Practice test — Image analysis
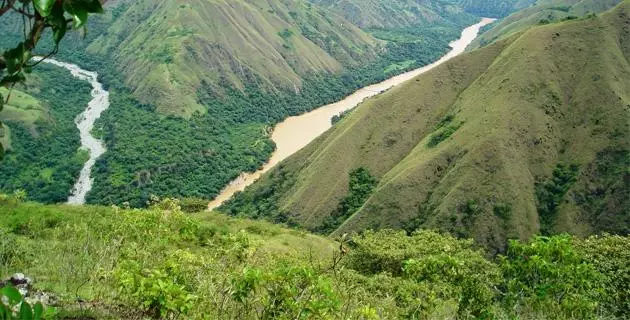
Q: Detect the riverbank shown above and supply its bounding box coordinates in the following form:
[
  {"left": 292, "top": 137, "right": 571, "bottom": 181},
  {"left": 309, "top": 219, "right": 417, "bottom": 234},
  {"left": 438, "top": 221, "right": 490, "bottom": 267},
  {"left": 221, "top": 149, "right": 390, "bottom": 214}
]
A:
[
  {"left": 208, "top": 18, "right": 496, "bottom": 210},
  {"left": 36, "top": 58, "right": 111, "bottom": 205}
]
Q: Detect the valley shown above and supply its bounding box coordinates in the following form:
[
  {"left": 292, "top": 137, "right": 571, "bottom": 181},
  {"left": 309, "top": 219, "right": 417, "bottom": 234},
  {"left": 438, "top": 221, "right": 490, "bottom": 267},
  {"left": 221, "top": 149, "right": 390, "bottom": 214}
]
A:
[
  {"left": 209, "top": 17, "right": 496, "bottom": 210},
  {"left": 1, "top": 0, "right": 496, "bottom": 206},
  {"left": 0, "top": 0, "right": 629, "bottom": 319},
  {"left": 223, "top": 1, "right": 630, "bottom": 252}
]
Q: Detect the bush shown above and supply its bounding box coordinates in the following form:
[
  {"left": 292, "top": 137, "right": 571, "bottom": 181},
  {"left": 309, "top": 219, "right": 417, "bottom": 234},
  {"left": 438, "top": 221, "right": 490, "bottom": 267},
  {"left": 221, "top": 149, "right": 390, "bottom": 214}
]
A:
[
  {"left": 576, "top": 234, "right": 630, "bottom": 318},
  {"left": 500, "top": 235, "right": 605, "bottom": 319},
  {"left": 230, "top": 263, "right": 340, "bottom": 319},
  {"left": 345, "top": 230, "right": 500, "bottom": 318}
]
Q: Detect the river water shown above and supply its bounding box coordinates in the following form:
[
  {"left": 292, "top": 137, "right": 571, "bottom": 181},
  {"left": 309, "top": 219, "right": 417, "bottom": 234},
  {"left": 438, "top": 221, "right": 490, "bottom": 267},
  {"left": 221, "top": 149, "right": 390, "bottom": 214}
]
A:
[
  {"left": 208, "top": 18, "right": 496, "bottom": 210},
  {"left": 36, "top": 58, "right": 111, "bottom": 205}
]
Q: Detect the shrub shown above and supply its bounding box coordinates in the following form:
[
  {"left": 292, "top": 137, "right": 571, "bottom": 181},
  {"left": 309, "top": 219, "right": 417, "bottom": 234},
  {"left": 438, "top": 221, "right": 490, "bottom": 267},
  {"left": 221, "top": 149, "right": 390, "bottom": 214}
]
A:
[
  {"left": 500, "top": 235, "right": 605, "bottom": 319},
  {"left": 576, "top": 234, "right": 630, "bottom": 318},
  {"left": 345, "top": 230, "right": 500, "bottom": 317},
  {"left": 230, "top": 263, "right": 340, "bottom": 319}
]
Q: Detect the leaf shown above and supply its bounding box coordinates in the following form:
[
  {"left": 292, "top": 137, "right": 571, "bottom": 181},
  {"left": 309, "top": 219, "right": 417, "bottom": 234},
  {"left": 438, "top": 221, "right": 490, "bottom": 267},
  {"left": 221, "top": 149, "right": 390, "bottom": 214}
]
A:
[
  {"left": 33, "top": 0, "right": 55, "bottom": 17},
  {"left": 1, "top": 286, "right": 23, "bottom": 305},
  {"left": 20, "top": 301, "right": 33, "bottom": 320},
  {"left": 0, "top": 304, "right": 9, "bottom": 319},
  {"left": 33, "top": 302, "right": 43, "bottom": 320},
  {"left": 53, "top": 22, "right": 67, "bottom": 44},
  {"left": 83, "top": 0, "right": 105, "bottom": 13},
  {"left": 72, "top": 8, "right": 88, "bottom": 29}
]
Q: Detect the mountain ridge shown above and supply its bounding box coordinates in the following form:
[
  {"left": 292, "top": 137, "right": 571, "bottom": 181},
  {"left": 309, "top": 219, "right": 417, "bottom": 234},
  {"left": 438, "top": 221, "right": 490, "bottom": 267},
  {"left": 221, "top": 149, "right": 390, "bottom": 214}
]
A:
[{"left": 222, "top": 1, "right": 630, "bottom": 252}]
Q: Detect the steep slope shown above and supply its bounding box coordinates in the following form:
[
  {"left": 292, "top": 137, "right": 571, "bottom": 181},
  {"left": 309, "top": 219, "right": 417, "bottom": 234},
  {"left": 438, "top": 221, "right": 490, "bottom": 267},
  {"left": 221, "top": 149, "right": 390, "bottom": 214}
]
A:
[
  {"left": 471, "top": 0, "right": 623, "bottom": 48},
  {"left": 309, "top": 0, "right": 532, "bottom": 30},
  {"left": 307, "top": 0, "right": 472, "bottom": 29},
  {"left": 87, "top": 0, "right": 382, "bottom": 116},
  {"left": 451, "top": 0, "right": 535, "bottom": 17},
  {"left": 222, "top": 2, "right": 630, "bottom": 252}
]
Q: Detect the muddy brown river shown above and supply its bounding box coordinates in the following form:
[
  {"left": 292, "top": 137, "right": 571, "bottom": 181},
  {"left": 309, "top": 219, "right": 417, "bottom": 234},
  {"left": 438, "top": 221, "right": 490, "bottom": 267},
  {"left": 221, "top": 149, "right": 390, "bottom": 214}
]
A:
[{"left": 208, "top": 18, "right": 496, "bottom": 210}]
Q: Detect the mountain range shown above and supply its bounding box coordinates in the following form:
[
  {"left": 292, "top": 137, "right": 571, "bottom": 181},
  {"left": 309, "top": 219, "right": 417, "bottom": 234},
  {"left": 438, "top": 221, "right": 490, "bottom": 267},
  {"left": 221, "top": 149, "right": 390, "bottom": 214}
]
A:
[{"left": 223, "top": 0, "right": 630, "bottom": 252}]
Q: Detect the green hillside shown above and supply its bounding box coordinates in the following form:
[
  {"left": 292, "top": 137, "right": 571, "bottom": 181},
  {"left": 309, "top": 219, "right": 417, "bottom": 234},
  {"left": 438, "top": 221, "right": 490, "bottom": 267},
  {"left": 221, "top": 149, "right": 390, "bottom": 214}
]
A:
[
  {"left": 309, "top": 0, "right": 533, "bottom": 31},
  {"left": 87, "top": 0, "right": 383, "bottom": 116},
  {"left": 1, "top": 195, "right": 629, "bottom": 319},
  {"left": 0, "top": 87, "right": 49, "bottom": 151},
  {"left": 307, "top": 0, "right": 474, "bottom": 29},
  {"left": 2, "top": 0, "right": 492, "bottom": 206},
  {"left": 0, "top": 65, "right": 92, "bottom": 204},
  {"left": 470, "top": 0, "right": 624, "bottom": 48},
  {"left": 451, "top": 0, "right": 535, "bottom": 17},
  {"left": 223, "top": 2, "right": 630, "bottom": 252}
]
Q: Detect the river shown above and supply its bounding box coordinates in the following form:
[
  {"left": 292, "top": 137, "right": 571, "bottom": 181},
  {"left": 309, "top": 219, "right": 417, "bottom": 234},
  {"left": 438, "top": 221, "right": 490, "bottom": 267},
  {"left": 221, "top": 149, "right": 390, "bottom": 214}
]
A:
[
  {"left": 35, "top": 58, "right": 111, "bottom": 205},
  {"left": 208, "top": 18, "right": 496, "bottom": 210}
]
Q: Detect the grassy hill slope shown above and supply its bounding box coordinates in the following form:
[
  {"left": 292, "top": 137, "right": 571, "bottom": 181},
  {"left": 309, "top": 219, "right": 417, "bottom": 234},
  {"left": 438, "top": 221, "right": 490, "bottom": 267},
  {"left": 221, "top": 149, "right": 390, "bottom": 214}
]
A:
[
  {"left": 223, "top": 2, "right": 630, "bottom": 252},
  {"left": 307, "top": 0, "right": 474, "bottom": 29},
  {"left": 470, "top": 0, "right": 624, "bottom": 48},
  {"left": 0, "top": 88, "right": 49, "bottom": 151},
  {"left": 87, "top": 0, "right": 382, "bottom": 116}
]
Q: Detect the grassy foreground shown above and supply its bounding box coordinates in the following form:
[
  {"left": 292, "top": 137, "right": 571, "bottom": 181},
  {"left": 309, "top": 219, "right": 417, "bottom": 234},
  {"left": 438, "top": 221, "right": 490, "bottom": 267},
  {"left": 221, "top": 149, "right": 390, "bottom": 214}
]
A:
[{"left": 1, "top": 195, "right": 629, "bottom": 319}]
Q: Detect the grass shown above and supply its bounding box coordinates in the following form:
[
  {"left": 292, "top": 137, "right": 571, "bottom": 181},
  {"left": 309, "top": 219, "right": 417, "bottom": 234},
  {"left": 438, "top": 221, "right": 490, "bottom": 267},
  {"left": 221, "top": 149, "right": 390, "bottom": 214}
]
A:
[
  {"left": 470, "top": 0, "right": 623, "bottom": 49},
  {"left": 384, "top": 60, "right": 416, "bottom": 73},
  {"left": 0, "top": 87, "right": 48, "bottom": 135},
  {"left": 0, "top": 87, "right": 48, "bottom": 151},
  {"left": 224, "top": 2, "right": 630, "bottom": 253},
  {"left": 86, "top": 0, "right": 382, "bottom": 117}
]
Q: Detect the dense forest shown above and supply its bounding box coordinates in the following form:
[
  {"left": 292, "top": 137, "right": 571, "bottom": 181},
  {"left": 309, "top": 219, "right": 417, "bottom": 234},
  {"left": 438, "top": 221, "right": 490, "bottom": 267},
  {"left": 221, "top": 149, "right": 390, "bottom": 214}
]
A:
[{"left": 0, "top": 65, "right": 92, "bottom": 203}]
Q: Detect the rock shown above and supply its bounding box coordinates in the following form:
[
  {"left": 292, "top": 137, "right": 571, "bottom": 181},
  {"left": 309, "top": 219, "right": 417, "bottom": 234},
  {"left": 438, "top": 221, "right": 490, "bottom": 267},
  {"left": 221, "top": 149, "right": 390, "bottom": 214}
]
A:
[{"left": 9, "top": 273, "right": 28, "bottom": 286}]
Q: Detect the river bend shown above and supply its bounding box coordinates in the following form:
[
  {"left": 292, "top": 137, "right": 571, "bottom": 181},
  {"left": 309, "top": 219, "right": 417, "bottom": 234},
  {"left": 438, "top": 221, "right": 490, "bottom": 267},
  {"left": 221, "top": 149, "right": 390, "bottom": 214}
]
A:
[
  {"left": 36, "top": 58, "right": 110, "bottom": 205},
  {"left": 208, "top": 18, "right": 496, "bottom": 210}
]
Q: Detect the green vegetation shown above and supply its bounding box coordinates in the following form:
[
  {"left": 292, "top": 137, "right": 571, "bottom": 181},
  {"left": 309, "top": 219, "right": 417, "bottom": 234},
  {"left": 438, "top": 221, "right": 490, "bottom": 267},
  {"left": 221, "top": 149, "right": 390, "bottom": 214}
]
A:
[
  {"left": 0, "top": 0, "right": 489, "bottom": 206},
  {"left": 470, "top": 0, "right": 623, "bottom": 49},
  {"left": 0, "top": 65, "right": 92, "bottom": 203},
  {"left": 536, "top": 164, "right": 580, "bottom": 233},
  {"left": 427, "top": 116, "right": 463, "bottom": 147},
  {"left": 224, "top": 2, "right": 630, "bottom": 252},
  {"left": 318, "top": 168, "right": 378, "bottom": 233},
  {"left": 0, "top": 0, "right": 103, "bottom": 160},
  {"left": 1, "top": 197, "right": 628, "bottom": 319}
]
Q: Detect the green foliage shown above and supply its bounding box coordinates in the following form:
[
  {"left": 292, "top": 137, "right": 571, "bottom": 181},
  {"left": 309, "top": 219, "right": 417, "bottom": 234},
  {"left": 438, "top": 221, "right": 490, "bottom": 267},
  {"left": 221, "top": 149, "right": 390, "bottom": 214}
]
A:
[
  {"left": 500, "top": 235, "right": 604, "bottom": 319},
  {"left": 0, "top": 65, "right": 91, "bottom": 203},
  {"left": 427, "top": 118, "right": 463, "bottom": 148},
  {"left": 230, "top": 264, "right": 339, "bottom": 319},
  {"left": 1, "top": 201, "right": 629, "bottom": 319},
  {"left": 536, "top": 164, "right": 580, "bottom": 233},
  {"left": 576, "top": 234, "right": 630, "bottom": 318},
  {"left": 0, "top": 286, "right": 54, "bottom": 320},
  {"left": 114, "top": 254, "right": 198, "bottom": 318},
  {"left": 318, "top": 167, "right": 378, "bottom": 233},
  {"left": 345, "top": 230, "right": 501, "bottom": 318}
]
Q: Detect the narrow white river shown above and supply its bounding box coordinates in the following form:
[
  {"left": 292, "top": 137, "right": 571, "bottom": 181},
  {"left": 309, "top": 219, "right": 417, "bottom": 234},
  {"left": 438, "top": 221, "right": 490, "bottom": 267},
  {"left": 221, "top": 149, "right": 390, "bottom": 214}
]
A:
[
  {"left": 208, "top": 18, "right": 496, "bottom": 210},
  {"left": 36, "top": 58, "right": 110, "bottom": 205}
]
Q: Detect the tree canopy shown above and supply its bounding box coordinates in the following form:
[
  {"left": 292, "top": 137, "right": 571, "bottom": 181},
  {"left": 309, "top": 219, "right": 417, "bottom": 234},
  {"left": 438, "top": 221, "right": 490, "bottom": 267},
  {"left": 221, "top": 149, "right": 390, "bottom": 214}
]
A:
[{"left": 0, "top": 0, "right": 105, "bottom": 160}]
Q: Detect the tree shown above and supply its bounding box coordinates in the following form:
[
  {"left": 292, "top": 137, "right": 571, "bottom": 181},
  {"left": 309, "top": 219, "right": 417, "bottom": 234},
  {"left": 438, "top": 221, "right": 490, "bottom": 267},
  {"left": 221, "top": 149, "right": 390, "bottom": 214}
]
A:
[{"left": 0, "top": 0, "right": 106, "bottom": 160}]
